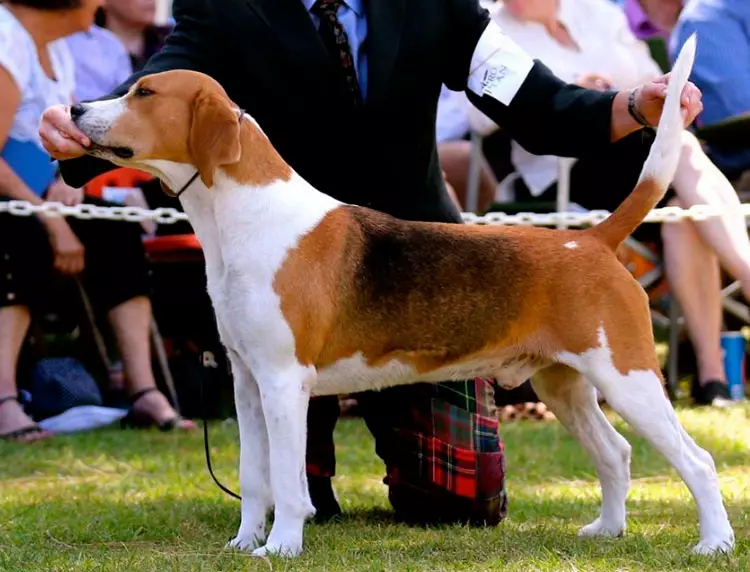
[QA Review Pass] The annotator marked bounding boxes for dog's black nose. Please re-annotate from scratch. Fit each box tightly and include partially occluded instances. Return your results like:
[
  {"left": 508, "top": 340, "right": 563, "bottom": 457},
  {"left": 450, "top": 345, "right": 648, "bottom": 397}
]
[{"left": 70, "top": 104, "right": 86, "bottom": 119}]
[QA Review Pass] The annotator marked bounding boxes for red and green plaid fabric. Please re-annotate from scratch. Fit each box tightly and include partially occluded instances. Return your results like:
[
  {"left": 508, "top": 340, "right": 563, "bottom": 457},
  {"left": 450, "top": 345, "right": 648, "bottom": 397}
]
[
  {"left": 306, "top": 377, "right": 507, "bottom": 524},
  {"left": 384, "top": 378, "right": 506, "bottom": 501}
]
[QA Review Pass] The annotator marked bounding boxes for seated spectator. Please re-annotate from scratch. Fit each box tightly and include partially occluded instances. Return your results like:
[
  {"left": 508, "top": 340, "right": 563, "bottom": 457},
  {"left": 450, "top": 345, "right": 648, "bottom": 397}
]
[
  {"left": 623, "top": 0, "right": 683, "bottom": 41},
  {"left": 65, "top": 21, "right": 160, "bottom": 235},
  {"left": 95, "top": 0, "right": 172, "bottom": 73},
  {"left": 671, "top": 0, "right": 750, "bottom": 182},
  {"left": 88, "top": 0, "right": 187, "bottom": 231},
  {"left": 470, "top": 0, "right": 750, "bottom": 407},
  {"left": 0, "top": 0, "right": 195, "bottom": 442},
  {"left": 436, "top": 85, "right": 499, "bottom": 213},
  {"left": 64, "top": 23, "right": 132, "bottom": 103}
]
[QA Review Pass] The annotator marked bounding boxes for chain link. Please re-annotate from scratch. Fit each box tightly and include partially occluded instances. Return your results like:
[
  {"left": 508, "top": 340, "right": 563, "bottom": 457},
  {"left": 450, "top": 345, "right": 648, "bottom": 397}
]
[
  {"left": 2, "top": 199, "right": 750, "bottom": 227},
  {"left": 463, "top": 203, "right": 750, "bottom": 226},
  {"left": 0, "top": 200, "right": 190, "bottom": 224}
]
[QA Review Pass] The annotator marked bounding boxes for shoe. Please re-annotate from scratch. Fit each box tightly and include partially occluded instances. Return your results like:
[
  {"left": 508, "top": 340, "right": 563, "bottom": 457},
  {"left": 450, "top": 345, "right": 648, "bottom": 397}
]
[
  {"left": 692, "top": 379, "right": 733, "bottom": 408},
  {"left": 308, "top": 475, "right": 342, "bottom": 523},
  {"left": 120, "top": 387, "right": 196, "bottom": 431},
  {"left": 0, "top": 395, "right": 51, "bottom": 443}
]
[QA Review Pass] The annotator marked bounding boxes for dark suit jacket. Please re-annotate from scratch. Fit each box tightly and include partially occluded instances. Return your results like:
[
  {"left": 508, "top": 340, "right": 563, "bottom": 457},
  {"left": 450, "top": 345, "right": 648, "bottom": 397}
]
[{"left": 60, "top": 0, "right": 617, "bottom": 224}]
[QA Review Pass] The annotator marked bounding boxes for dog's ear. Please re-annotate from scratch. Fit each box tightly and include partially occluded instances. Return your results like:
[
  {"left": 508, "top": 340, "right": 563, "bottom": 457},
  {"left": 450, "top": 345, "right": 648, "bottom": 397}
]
[{"left": 189, "top": 90, "right": 241, "bottom": 188}]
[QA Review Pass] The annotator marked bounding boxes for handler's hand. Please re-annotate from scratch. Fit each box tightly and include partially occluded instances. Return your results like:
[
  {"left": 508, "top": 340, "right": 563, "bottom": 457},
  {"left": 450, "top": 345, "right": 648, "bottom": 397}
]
[
  {"left": 634, "top": 73, "right": 703, "bottom": 128},
  {"left": 575, "top": 72, "right": 613, "bottom": 91},
  {"left": 44, "top": 218, "right": 85, "bottom": 276},
  {"left": 46, "top": 178, "right": 84, "bottom": 207},
  {"left": 39, "top": 104, "right": 90, "bottom": 160}
]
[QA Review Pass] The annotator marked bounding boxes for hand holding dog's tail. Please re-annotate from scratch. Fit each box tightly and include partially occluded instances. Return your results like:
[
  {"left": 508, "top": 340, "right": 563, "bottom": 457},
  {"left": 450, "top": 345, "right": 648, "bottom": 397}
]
[{"left": 590, "top": 33, "right": 697, "bottom": 251}]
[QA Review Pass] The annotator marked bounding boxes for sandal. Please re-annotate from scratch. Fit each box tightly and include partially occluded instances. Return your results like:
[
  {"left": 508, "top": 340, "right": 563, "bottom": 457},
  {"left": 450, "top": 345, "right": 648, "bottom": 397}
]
[
  {"left": 0, "top": 396, "right": 51, "bottom": 443},
  {"left": 120, "top": 387, "right": 196, "bottom": 431}
]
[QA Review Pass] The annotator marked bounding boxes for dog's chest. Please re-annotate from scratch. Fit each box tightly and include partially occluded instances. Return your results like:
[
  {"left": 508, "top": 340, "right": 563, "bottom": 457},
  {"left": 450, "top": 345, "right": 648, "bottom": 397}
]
[{"left": 183, "top": 176, "right": 342, "bottom": 355}]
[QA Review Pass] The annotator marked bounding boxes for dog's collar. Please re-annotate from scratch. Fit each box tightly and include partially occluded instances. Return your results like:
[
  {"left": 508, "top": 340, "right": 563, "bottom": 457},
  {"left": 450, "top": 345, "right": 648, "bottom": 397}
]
[
  {"left": 174, "top": 108, "right": 246, "bottom": 199},
  {"left": 174, "top": 170, "right": 200, "bottom": 198}
]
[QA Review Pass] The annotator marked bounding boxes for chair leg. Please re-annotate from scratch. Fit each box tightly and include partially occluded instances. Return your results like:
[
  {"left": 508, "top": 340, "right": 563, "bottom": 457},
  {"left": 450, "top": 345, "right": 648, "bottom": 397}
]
[
  {"left": 75, "top": 278, "right": 114, "bottom": 373},
  {"left": 720, "top": 281, "right": 750, "bottom": 323},
  {"left": 667, "top": 296, "right": 681, "bottom": 401},
  {"left": 150, "top": 318, "right": 182, "bottom": 416}
]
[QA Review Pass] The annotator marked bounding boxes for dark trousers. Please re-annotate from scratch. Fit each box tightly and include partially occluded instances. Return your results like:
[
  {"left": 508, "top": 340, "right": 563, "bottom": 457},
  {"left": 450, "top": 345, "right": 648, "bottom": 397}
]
[{"left": 0, "top": 196, "right": 150, "bottom": 315}]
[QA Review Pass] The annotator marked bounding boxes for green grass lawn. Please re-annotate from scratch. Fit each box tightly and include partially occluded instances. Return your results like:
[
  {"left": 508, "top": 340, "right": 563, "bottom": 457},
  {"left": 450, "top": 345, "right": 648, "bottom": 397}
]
[{"left": 0, "top": 402, "right": 748, "bottom": 571}]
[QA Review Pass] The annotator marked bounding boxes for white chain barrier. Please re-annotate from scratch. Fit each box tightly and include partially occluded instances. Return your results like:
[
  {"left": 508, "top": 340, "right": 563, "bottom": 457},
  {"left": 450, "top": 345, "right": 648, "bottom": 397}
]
[
  {"left": 461, "top": 203, "right": 750, "bottom": 226},
  {"left": 2, "top": 199, "right": 750, "bottom": 227},
  {"left": 0, "top": 200, "right": 188, "bottom": 225}
]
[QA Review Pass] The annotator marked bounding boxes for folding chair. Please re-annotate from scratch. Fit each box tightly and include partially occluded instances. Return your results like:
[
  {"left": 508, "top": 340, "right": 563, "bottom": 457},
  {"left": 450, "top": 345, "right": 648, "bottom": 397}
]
[{"left": 694, "top": 113, "right": 750, "bottom": 327}]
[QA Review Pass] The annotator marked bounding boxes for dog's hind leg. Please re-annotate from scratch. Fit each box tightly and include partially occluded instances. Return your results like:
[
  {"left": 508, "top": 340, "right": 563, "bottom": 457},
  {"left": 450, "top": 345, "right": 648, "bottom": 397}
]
[
  {"left": 532, "top": 364, "right": 631, "bottom": 538},
  {"left": 562, "top": 330, "right": 734, "bottom": 555},
  {"left": 251, "top": 362, "right": 316, "bottom": 558},
  {"left": 226, "top": 350, "right": 272, "bottom": 552}
]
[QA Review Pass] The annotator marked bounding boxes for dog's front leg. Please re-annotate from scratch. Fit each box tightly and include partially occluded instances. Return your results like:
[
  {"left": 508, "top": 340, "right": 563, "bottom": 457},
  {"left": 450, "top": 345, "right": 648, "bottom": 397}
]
[
  {"left": 225, "top": 349, "right": 272, "bottom": 551},
  {"left": 251, "top": 362, "right": 316, "bottom": 558}
]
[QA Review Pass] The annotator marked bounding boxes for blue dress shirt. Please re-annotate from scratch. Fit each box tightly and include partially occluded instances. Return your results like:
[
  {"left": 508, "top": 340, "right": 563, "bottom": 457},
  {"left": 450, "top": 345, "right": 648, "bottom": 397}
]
[
  {"left": 671, "top": 0, "right": 750, "bottom": 174},
  {"left": 301, "top": 0, "right": 368, "bottom": 99}
]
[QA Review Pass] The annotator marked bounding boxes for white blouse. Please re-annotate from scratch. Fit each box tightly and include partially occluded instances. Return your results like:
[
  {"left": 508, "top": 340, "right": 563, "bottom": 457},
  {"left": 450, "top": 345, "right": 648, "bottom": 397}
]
[
  {"left": 470, "top": 0, "right": 662, "bottom": 196},
  {"left": 0, "top": 5, "right": 75, "bottom": 153}
]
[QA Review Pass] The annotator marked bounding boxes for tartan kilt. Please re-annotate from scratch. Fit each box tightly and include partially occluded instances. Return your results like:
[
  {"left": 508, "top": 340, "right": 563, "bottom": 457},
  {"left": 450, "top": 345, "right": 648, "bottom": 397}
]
[{"left": 306, "top": 377, "right": 508, "bottom": 525}]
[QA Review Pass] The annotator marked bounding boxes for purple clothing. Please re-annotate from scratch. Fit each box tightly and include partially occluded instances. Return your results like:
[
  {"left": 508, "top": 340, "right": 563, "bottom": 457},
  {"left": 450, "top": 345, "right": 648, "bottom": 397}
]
[
  {"left": 624, "top": 0, "right": 667, "bottom": 40},
  {"left": 65, "top": 26, "right": 132, "bottom": 102}
]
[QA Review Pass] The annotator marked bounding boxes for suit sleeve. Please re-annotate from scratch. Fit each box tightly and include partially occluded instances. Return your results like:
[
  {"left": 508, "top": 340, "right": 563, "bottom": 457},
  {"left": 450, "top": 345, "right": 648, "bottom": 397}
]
[
  {"left": 59, "top": 0, "right": 222, "bottom": 188},
  {"left": 442, "top": 0, "right": 616, "bottom": 158}
]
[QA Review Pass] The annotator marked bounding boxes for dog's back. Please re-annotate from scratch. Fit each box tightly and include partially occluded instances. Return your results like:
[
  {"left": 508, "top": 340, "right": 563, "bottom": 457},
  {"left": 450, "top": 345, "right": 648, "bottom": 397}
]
[{"left": 277, "top": 35, "right": 697, "bottom": 394}]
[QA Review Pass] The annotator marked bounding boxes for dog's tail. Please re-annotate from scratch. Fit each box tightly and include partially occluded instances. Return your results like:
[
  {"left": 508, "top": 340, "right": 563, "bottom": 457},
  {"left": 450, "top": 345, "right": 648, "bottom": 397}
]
[{"left": 588, "top": 33, "right": 697, "bottom": 251}]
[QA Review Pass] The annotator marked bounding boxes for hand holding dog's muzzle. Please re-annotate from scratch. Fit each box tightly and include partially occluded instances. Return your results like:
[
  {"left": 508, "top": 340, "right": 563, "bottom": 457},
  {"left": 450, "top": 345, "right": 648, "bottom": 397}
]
[{"left": 39, "top": 104, "right": 91, "bottom": 161}]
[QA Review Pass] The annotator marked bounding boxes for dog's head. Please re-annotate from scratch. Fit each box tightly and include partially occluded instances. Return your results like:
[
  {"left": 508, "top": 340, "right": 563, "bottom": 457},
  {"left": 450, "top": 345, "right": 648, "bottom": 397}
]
[{"left": 73, "top": 70, "right": 289, "bottom": 193}]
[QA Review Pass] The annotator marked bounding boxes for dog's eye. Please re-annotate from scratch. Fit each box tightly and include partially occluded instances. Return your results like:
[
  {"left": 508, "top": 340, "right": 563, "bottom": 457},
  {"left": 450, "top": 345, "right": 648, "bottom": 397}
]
[{"left": 134, "top": 87, "right": 154, "bottom": 98}]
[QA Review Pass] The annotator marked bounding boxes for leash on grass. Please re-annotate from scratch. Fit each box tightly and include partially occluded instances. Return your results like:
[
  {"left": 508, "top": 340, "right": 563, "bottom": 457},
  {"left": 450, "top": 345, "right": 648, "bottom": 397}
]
[{"left": 200, "top": 351, "right": 242, "bottom": 501}]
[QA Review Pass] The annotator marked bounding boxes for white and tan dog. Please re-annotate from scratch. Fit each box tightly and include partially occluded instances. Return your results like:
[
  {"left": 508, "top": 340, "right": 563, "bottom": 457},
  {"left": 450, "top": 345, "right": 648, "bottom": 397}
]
[{"left": 70, "top": 35, "right": 734, "bottom": 558}]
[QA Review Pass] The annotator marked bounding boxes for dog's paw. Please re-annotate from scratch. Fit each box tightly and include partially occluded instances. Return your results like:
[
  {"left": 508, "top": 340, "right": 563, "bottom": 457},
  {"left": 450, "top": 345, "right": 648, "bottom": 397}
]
[
  {"left": 693, "top": 535, "right": 734, "bottom": 555},
  {"left": 251, "top": 541, "right": 303, "bottom": 558},
  {"left": 578, "top": 518, "right": 625, "bottom": 538},
  {"left": 225, "top": 534, "right": 264, "bottom": 552}
]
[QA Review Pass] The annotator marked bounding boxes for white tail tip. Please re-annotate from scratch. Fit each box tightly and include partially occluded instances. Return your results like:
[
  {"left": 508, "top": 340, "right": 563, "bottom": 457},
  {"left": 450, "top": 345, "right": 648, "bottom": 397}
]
[
  {"left": 664, "top": 32, "right": 697, "bottom": 113},
  {"left": 639, "top": 33, "right": 697, "bottom": 189}
]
